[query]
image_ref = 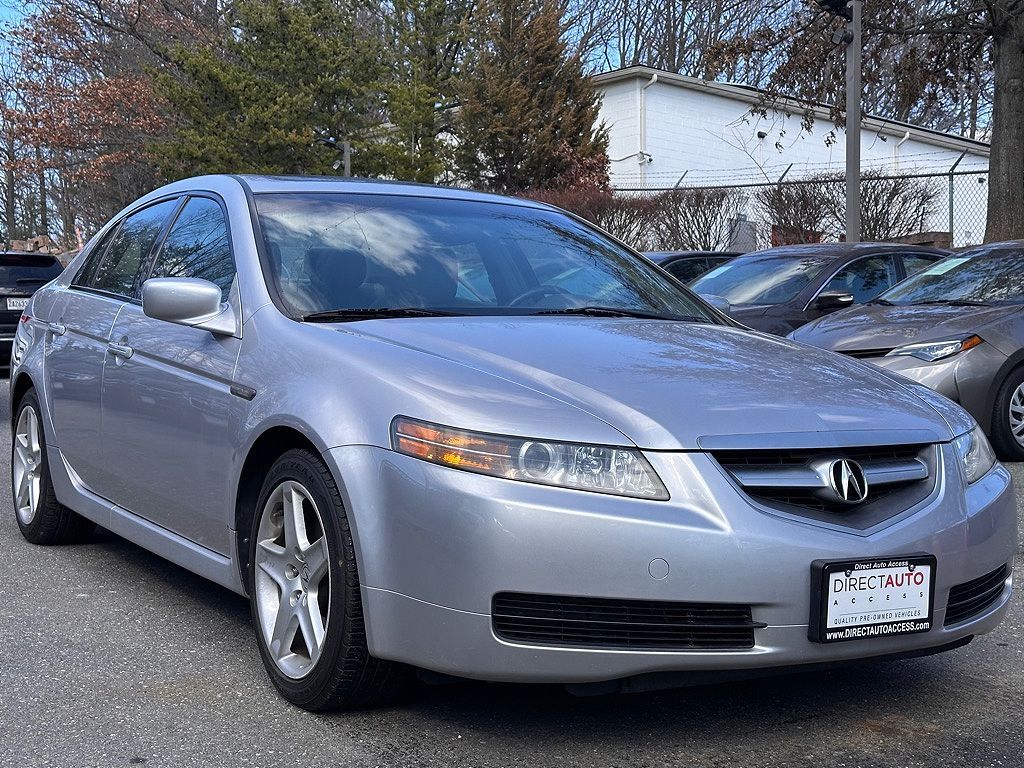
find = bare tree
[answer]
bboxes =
[756,175,840,245]
[825,172,939,241]
[651,186,742,250]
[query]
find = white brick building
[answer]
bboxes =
[594,66,991,246]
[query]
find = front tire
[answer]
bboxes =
[12,389,94,544]
[248,448,409,710]
[990,366,1024,461]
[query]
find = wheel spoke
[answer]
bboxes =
[269,600,299,658]
[26,410,39,454]
[282,485,310,551]
[256,540,291,590]
[302,537,329,585]
[14,441,30,470]
[296,598,326,659]
[14,470,29,508]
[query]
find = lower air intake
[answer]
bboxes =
[492,592,764,650]
[944,563,1011,626]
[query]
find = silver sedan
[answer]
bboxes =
[10,175,1016,710]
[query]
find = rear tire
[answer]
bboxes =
[248,448,410,710]
[990,366,1024,462]
[12,389,95,544]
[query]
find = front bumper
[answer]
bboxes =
[326,444,1016,684]
[867,343,1007,433]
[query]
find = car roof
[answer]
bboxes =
[643,250,742,264]
[733,242,948,263]
[233,174,549,209]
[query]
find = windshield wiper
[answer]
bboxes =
[866,298,894,306]
[302,307,464,322]
[912,299,992,307]
[531,306,704,321]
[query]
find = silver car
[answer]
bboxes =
[9,175,1016,710]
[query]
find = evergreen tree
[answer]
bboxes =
[378,0,474,183]
[453,0,607,194]
[152,0,386,178]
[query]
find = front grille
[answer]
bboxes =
[838,347,894,359]
[944,563,1011,626]
[711,444,936,529]
[491,592,764,650]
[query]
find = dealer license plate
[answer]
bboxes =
[809,554,935,643]
[6,298,29,311]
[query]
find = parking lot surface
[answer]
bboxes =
[1,394,1021,768]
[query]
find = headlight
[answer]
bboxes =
[886,335,982,362]
[953,425,997,484]
[391,417,669,500]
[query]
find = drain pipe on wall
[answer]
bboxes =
[638,73,658,187]
[894,131,910,171]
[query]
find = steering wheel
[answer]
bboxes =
[508,285,572,307]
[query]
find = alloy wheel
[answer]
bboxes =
[254,480,332,679]
[1010,383,1024,448]
[12,405,42,525]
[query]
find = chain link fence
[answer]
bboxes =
[534,169,990,252]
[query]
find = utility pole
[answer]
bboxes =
[845,0,862,242]
[817,0,862,242]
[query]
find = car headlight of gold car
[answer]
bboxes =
[391,416,669,500]
[886,334,982,362]
[953,425,997,484]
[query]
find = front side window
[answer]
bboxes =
[85,199,178,298]
[150,197,235,299]
[255,193,718,323]
[821,255,899,303]
[881,248,1024,306]
[690,253,835,305]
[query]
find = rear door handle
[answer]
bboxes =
[107,342,134,360]
[46,322,65,336]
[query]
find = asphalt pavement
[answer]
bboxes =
[1,392,1021,768]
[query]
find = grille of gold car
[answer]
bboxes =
[491,593,765,650]
[944,563,1011,626]
[837,347,895,359]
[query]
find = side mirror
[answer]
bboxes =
[702,294,732,315]
[810,291,854,312]
[142,277,236,336]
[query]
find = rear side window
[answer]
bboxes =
[149,197,235,299]
[903,254,940,276]
[0,253,63,291]
[665,258,709,283]
[84,200,178,298]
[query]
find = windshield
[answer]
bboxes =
[881,249,1024,306]
[254,193,717,322]
[690,253,835,305]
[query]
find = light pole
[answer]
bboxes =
[845,0,862,242]
[818,0,862,242]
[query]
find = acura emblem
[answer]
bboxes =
[827,459,869,504]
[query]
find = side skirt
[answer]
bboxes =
[47,444,247,596]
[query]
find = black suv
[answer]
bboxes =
[0,252,64,370]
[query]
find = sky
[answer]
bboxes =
[0,1,24,26]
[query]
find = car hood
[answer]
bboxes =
[791,303,1023,352]
[345,317,954,449]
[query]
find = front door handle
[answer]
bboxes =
[46,322,65,336]
[107,342,134,360]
